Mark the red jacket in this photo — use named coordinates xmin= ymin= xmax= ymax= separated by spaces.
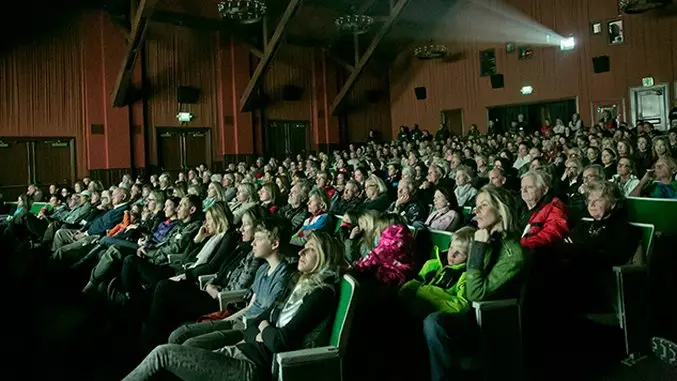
xmin=520 ymin=196 xmax=569 ymax=251
xmin=354 ymin=224 xmax=417 ymax=288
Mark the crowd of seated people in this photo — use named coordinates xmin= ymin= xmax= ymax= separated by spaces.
xmin=1 ymin=116 xmax=676 ymax=381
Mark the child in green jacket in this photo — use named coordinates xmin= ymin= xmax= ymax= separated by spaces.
xmin=399 ymin=227 xmax=475 ymax=320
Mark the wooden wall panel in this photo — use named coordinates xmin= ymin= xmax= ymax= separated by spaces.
xmin=145 ymin=24 xmax=220 ymax=164
xmin=265 ymin=45 xmax=314 ymax=121
xmin=0 ymin=21 xmax=86 ymax=177
xmin=390 ymin=0 xmax=677 ymax=134
xmin=346 ymin=72 xmax=393 ymax=143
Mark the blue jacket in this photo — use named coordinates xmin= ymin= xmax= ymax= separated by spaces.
xmin=86 ymin=203 xmax=129 ymax=236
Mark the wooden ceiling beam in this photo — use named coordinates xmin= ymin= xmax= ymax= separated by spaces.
xmin=239 ymin=0 xmax=305 ymax=112
xmin=111 ymin=0 xmax=160 ymax=107
xmin=330 ymin=0 xmax=411 ymax=115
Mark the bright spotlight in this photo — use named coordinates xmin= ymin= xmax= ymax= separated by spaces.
xmin=520 ymin=86 xmax=533 ymax=95
xmin=560 ymin=37 xmax=575 ymax=51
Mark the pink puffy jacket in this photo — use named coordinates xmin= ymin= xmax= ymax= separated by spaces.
xmin=353 ymin=224 xmax=417 ymax=288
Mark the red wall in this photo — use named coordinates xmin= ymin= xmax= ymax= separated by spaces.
xmin=390 ymin=0 xmax=677 ymax=135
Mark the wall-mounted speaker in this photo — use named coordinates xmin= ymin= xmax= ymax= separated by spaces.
xmin=414 ymin=86 xmax=427 ymax=100
xmin=592 ymin=56 xmax=610 ymax=73
xmin=178 ymin=86 xmax=200 ymax=103
xmin=490 ymin=74 xmax=504 ymax=89
xmin=282 ymin=85 xmax=304 ymax=101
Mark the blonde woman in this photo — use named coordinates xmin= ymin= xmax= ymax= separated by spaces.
xmin=424 ymin=185 xmax=526 ymax=381
xmin=342 ymin=209 xmax=380 ymax=263
xmin=229 ymin=183 xmax=258 ymax=225
xmin=123 ymin=231 xmax=344 ymax=381
xmin=203 ymin=182 xmax=224 ymax=211
xmin=181 ymin=201 xmax=236 ymax=271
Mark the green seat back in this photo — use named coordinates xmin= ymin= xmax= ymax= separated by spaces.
xmin=462 ymin=206 xmax=473 ymax=219
xmin=626 ymin=197 xmax=677 ymax=237
xmin=334 ymin=215 xmax=343 ymax=233
xmin=30 ymin=202 xmax=47 ymax=214
xmin=628 ymin=222 xmax=655 ymax=260
xmin=329 ymin=274 xmax=359 ymax=351
xmin=429 ymin=229 xmax=453 ymax=259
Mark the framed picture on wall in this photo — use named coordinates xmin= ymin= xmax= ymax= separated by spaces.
xmin=607 ymin=18 xmax=624 ymax=45
xmin=590 ymin=21 xmax=602 ymax=35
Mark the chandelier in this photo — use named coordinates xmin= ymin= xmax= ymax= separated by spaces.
xmin=334 ymin=14 xmax=375 ymax=35
xmin=217 ymin=0 xmax=267 ymax=24
xmin=414 ymin=42 xmax=448 ymax=60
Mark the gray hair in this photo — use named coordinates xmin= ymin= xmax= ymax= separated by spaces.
xmin=586 ymin=180 xmax=623 ymax=210
xmin=521 ymin=170 xmax=552 ymax=190
xmin=584 ymin=164 xmax=605 ymax=179
xmin=238 ymin=183 xmax=257 ymax=202
xmin=455 ymin=164 xmax=475 ymax=181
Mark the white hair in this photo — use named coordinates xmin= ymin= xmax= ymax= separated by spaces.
xmin=521 ymin=170 xmax=551 ymax=190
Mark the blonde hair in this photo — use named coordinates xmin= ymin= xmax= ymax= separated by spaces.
xmin=309 ymin=188 xmax=330 ymax=211
xmin=477 ymin=185 xmax=519 ymax=236
xmin=365 ymin=174 xmax=388 ymax=195
xmin=208 ymin=181 xmax=225 ymax=201
xmin=357 ymin=210 xmax=380 ymax=252
xmin=296 ymin=232 xmax=344 ymax=296
xmin=238 ymin=183 xmax=257 ymax=202
xmin=449 ymin=226 xmax=476 ymax=254
xmin=206 ymin=201 xmax=234 ymax=234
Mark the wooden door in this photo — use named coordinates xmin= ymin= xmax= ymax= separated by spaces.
xmin=158 ymin=132 xmax=183 ymax=173
xmin=287 ymin=121 xmax=308 ymax=156
xmin=266 ymin=121 xmax=288 ymax=158
xmin=184 ymin=131 xmax=209 ymax=170
xmin=33 ymin=139 xmax=73 ymax=186
xmin=442 ymin=109 xmax=464 ymax=137
xmin=0 ymin=140 xmax=30 ymax=200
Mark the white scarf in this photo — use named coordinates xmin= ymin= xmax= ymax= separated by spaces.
xmin=190 ymin=232 xmax=225 ymax=268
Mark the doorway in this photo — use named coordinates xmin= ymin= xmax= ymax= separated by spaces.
xmin=441 ymin=109 xmax=464 ymax=137
xmin=266 ymin=120 xmax=309 ymax=158
xmin=156 ymin=128 xmax=212 ymax=175
xmin=630 ymin=84 xmax=669 ymax=131
xmin=0 ymin=137 xmax=75 ymax=200
xmin=487 ymin=98 xmax=577 ymax=134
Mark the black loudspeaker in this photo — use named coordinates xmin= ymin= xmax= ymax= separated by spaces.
xmin=178 ymin=86 xmax=200 ymax=103
xmin=365 ymin=90 xmax=385 ymax=103
xmin=592 ymin=56 xmax=610 ymax=73
xmin=414 ymin=86 xmax=427 ymax=100
xmin=490 ymin=74 xmax=504 ymax=89
xmin=282 ymin=85 xmax=304 ymax=101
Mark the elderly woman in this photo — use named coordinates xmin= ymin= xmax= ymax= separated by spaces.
xmin=229 ymin=183 xmax=259 ymax=225
xmin=425 ymin=185 xmax=462 ymax=232
xmin=290 ymin=188 xmax=333 ymax=246
xmin=612 ymin=157 xmax=640 ymax=197
xmin=520 ymin=170 xmax=569 ymax=252
xmin=631 ymin=156 xmax=677 ymax=199
xmin=359 ymin=175 xmax=391 ymax=213
xmin=564 ymin=181 xmax=643 ymax=312
xmin=423 ymin=185 xmax=526 ymax=381
xmin=454 ymin=165 xmax=478 ymax=208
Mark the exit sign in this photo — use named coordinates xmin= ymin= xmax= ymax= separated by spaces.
xmin=642 ymin=77 xmax=655 ymax=87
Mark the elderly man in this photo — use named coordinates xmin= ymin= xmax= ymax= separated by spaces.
xmin=221 ymin=173 xmax=237 ymax=202
xmin=51 ymin=187 xmax=130 ymax=265
xmin=631 ymin=156 xmax=677 ymax=199
xmin=387 ymin=179 xmax=427 ymax=226
xmin=279 ymin=182 xmax=311 ymax=232
xmin=330 ymin=180 xmax=363 ymax=216
xmin=519 ymin=170 xmax=569 ymax=253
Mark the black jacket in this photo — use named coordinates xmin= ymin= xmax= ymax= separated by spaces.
xmin=183 ymin=228 xmax=240 ymax=282
xmin=387 ymin=198 xmax=428 ymax=226
xmin=278 ymin=204 xmax=310 ymax=233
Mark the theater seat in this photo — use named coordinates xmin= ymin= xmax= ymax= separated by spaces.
xmin=626 ymin=197 xmax=677 ymax=237
xmin=274 ymin=274 xmax=359 ymax=381
xmin=582 ymin=219 xmax=655 ymax=364
xmin=467 ymin=299 xmax=524 ymax=380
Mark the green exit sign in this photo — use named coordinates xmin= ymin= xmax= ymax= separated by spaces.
xmin=642 ymin=77 xmax=655 ymax=87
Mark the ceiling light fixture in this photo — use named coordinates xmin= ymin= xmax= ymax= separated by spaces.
xmin=334 ymin=14 xmax=375 ymax=35
xmin=217 ymin=0 xmax=267 ymax=24
xmin=414 ymin=42 xmax=448 ymax=60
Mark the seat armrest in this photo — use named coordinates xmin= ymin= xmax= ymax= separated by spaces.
xmin=167 ymin=254 xmax=184 ymax=264
xmin=198 ymin=274 xmax=217 ymax=290
xmin=472 ymin=299 xmax=518 ymax=311
xmin=613 ymin=265 xmax=647 ymax=274
xmin=276 ymin=346 xmax=339 ymax=366
xmin=218 ymin=289 xmax=248 ymax=311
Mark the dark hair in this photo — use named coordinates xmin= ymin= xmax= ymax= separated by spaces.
xmin=168 ymin=196 xmax=182 ymax=207
xmin=257 ymin=214 xmax=293 ymax=255
xmin=434 ymin=184 xmax=461 ymax=214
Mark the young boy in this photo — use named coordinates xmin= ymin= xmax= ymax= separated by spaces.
xmin=166 ymin=215 xmax=293 ymax=350
xmin=399 ymin=227 xmax=475 ymax=320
